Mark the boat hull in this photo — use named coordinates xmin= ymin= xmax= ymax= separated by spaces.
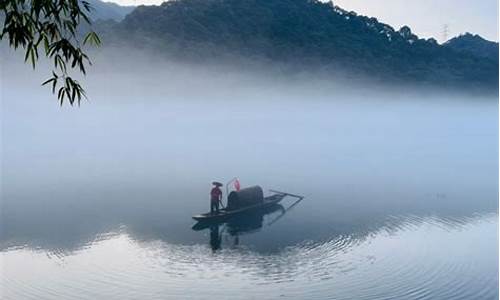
xmin=192 ymin=194 xmax=285 ymax=223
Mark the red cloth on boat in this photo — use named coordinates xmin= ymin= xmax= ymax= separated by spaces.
xmin=234 ymin=179 xmax=241 ymax=191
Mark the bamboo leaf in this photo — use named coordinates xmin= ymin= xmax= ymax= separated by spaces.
xmin=41 ymin=77 xmax=55 ymax=86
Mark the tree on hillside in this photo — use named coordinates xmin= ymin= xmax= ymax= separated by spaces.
xmin=1 ymin=0 xmax=101 ymax=105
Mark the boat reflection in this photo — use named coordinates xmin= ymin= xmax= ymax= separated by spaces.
xmin=194 ymin=196 xmax=304 ymax=251
xmin=206 ymin=204 xmax=284 ymax=251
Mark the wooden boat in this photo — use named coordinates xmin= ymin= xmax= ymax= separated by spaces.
xmin=192 ymin=190 xmax=303 ymax=223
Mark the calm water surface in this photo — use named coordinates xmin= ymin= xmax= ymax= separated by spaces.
xmin=1 ymin=62 xmax=498 ymax=299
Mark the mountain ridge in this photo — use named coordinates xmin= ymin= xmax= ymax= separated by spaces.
xmin=93 ymin=0 xmax=498 ymax=91
xmin=87 ymin=0 xmax=135 ymax=21
xmin=445 ymin=33 xmax=498 ymax=62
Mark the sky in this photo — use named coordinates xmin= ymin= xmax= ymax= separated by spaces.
xmin=108 ymin=0 xmax=498 ymax=42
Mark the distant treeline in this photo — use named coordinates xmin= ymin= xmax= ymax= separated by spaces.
xmin=95 ymin=0 xmax=499 ymax=91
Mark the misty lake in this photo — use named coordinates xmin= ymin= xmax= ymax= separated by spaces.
xmin=1 ymin=56 xmax=498 ymax=300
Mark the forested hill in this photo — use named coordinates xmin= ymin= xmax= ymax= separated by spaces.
xmin=445 ymin=33 xmax=499 ymax=62
xmin=86 ymin=0 xmax=134 ymax=21
xmin=101 ymin=0 xmax=498 ymax=90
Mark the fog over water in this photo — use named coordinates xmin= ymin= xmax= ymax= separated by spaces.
xmin=1 ymin=48 xmax=498 ymax=299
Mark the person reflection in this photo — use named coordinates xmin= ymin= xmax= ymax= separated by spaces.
xmin=210 ymin=225 xmax=221 ymax=251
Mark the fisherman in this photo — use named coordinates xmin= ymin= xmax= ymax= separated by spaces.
xmin=210 ymin=182 xmax=223 ymax=214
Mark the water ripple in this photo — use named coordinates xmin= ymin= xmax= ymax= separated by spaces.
xmin=1 ymin=213 xmax=497 ymax=300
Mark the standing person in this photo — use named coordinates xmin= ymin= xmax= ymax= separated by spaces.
xmin=210 ymin=182 xmax=223 ymax=214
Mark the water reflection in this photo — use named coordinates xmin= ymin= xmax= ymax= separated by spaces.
xmin=204 ymin=204 xmax=286 ymax=251
xmin=210 ymin=225 xmax=222 ymax=251
xmin=1 ymin=213 xmax=497 ymax=300
xmin=193 ymin=195 xmax=305 ymax=251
